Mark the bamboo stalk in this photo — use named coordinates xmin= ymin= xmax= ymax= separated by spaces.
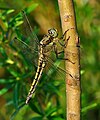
xmin=58 ymin=0 xmax=81 ymax=120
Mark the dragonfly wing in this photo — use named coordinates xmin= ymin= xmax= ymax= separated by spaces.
xmin=21 ymin=10 xmax=39 ymax=52
xmin=10 ymin=11 xmax=40 ymax=68
xmin=10 ymin=37 xmax=38 ymax=68
xmin=45 ymin=55 xmax=73 ymax=79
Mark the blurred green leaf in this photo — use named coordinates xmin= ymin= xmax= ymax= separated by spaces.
xmin=10 ymin=103 xmax=26 ymax=120
xmin=52 ymin=117 xmax=64 ymax=120
xmin=0 ymin=79 xmax=14 ymax=84
xmin=45 ymin=106 xmax=57 ymax=117
xmin=82 ymin=103 xmax=98 ymax=113
xmin=6 ymin=9 xmax=15 ymax=14
xmin=31 ymin=116 xmax=43 ymax=120
xmin=0 ymin=87 xmax=10 ymax=95
xmin=29 ymin=102 xmax=43 ymax=115
xmin=25 ymin=3 xmax=38 ymax=14
xmin=15 ymin=21 xmax=23 ymax=27
xmin=7 ymin=67 xmax=20 ymax=78
xmin=0 ymin=46 xmax=7 ymax=58
xmin=13 ymin=82 xmax=20 ymax=108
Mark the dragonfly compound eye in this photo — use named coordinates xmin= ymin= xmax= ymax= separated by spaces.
xmin=48 ymin=28 xmax=58 ymax=38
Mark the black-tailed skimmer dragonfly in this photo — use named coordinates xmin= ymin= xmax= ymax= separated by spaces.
xmin=11 ymin=11 xmax=74 ymax=104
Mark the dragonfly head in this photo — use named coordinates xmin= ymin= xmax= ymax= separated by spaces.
xmin=48 ymin=28 xmax=58 ymax=38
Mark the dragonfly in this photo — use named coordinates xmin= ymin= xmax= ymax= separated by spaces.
xmin=11 ymin=11 xmax=74 ymax=104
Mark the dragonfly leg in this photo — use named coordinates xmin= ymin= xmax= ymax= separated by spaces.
xmin=58 ymin=28 xmax=74 ymax=48
xmin=53 ymin=43 xmax=75 ymax=64
xmin=58 ymin=36 xmax=70 ymax=48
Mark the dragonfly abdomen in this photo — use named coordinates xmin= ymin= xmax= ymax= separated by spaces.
xmin=26 ymin=55 xmax=46 ymax=104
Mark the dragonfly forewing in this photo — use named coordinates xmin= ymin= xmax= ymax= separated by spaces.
xmin=10 ymin=37 xmax=38 ymax=68
xmin=21 ymin=11 xmax=39 ymax=51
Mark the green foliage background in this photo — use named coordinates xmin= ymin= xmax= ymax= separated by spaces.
xmin=0 ymin=0 xmax=100 ymax=120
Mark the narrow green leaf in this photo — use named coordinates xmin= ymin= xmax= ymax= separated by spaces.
xmin=0 ymin=79 xmax=14 ymax=84
xmin=29 ymin=102 xmax=43 ymax=115
xmin=52 ymin=117 xmax=64 ymax=120
xmin=13 ymin=82 xmax=20 ymax=108
xmin=15 ymin=21 xmax=23 ymax=27
xmin=7 ymin=67 xmax=20 ymax=78
xmin=6 ymin=9 xmax=15 ymax=14
xmin=25 ymin=3 xmax=38 ymax=14
xmin=10 ymin=103 xmax=26 ymax=120
xmin=0 ymin=46 xmax=7 ymax=58
xmin=46 ymin=107 xmax=57 ymax=117
xmin=31 ymin=116 xmax=43 ymax=120
xmin=82 ymin=103 xmax=98 ymax=113
xmin=0 ymin=88 xmax=9 ymax=95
